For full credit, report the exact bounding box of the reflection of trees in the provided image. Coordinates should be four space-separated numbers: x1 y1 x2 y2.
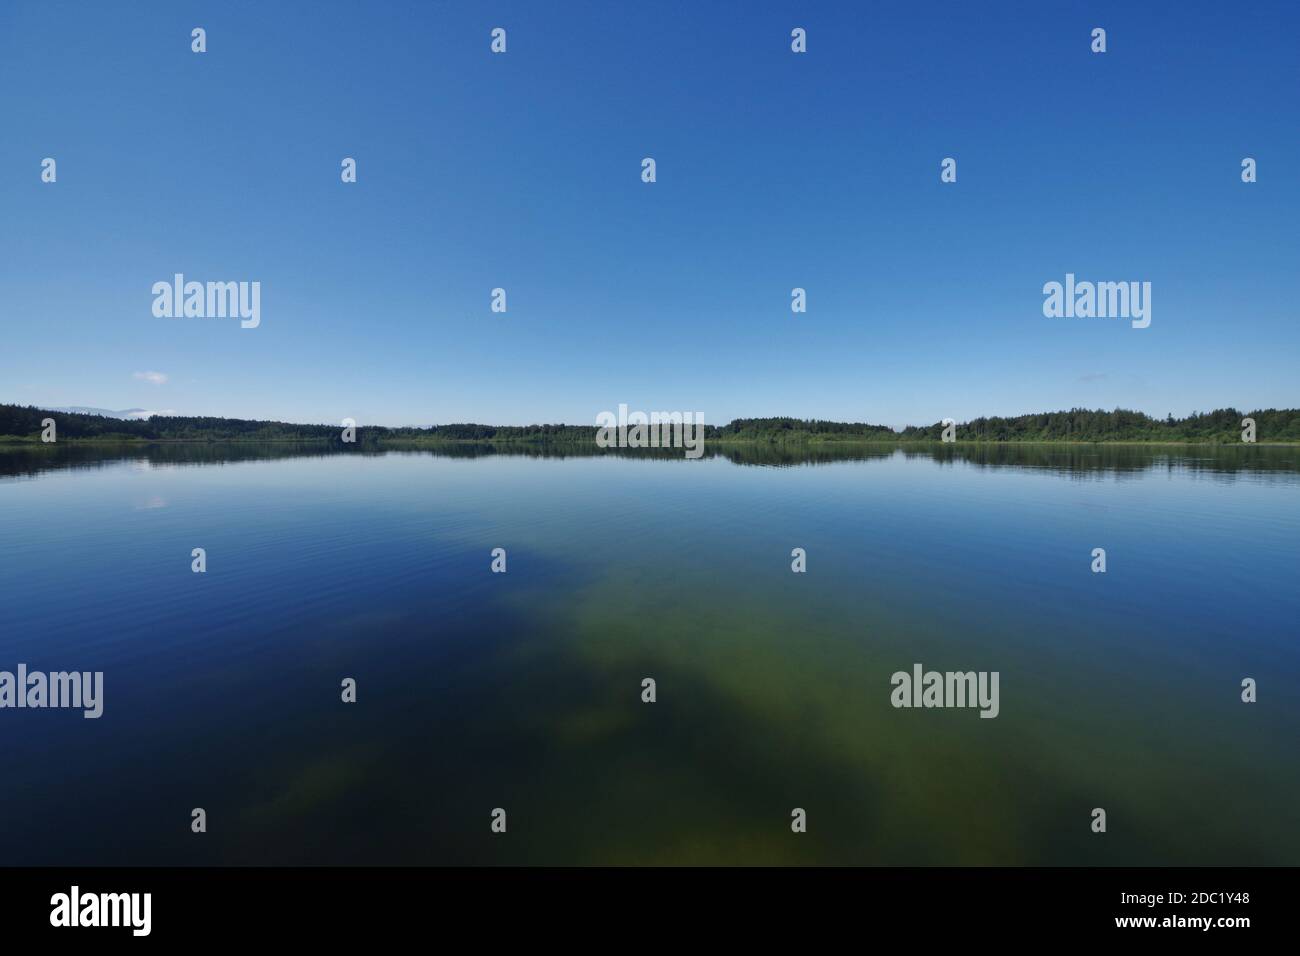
895 442 1300 479
3 440 1298 482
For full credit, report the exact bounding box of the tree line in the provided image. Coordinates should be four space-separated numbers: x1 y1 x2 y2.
1 403 1297 443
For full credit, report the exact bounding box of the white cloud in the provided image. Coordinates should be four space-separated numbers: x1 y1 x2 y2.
133 370 168 385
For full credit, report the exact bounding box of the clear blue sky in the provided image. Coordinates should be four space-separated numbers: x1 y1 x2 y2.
2 0 1297 428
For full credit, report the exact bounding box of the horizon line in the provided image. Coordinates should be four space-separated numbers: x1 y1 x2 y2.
6 401 1294 434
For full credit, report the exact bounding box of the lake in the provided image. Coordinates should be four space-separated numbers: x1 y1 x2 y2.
1 442 1297 865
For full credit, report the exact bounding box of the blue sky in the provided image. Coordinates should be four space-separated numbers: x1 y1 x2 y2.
2 0 1297 428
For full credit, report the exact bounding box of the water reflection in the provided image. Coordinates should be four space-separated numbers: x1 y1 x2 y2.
3 439 1297 481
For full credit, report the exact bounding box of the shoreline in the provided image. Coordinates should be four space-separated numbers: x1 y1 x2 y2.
3 437 1298 448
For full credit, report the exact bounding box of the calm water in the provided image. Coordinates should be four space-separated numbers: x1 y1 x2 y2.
1 442 1298 865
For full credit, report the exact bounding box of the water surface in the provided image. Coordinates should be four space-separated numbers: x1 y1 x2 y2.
1 442 1297 865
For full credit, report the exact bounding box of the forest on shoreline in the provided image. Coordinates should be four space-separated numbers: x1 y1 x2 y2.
2 403 1298 445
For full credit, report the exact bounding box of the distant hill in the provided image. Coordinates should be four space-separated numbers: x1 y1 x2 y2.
1 403 1297 443
47 406 167 420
